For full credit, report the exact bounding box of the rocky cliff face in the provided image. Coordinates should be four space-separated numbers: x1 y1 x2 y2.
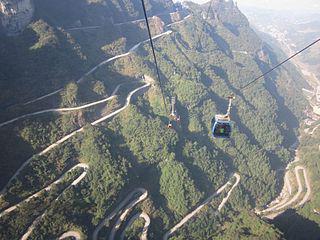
0 0 33 35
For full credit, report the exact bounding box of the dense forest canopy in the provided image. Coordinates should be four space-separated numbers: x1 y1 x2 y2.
0 0 317 239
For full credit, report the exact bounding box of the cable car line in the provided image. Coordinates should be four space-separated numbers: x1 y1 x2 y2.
141 0 169 115
198 1 320 92
239 37 320 91
211 37 320 138
141 0 319 137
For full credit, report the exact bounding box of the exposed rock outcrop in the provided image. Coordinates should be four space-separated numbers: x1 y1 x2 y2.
0 0 33 36
170 11 182 23
257 48 270 63
149 16 165 35
135 15 165 36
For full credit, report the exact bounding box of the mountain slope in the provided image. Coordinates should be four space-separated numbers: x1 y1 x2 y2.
0 0 309 239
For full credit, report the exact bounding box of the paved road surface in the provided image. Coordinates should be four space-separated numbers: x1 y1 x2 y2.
295 166 311 207
258 166 311 218
273 166 304 211
0 164 88 218
92 188 147 240
67 26 101 31
163 173 240 240
0 84 121 128
1 81 150 196
95 174 240 240
109 190 148 240
217 173 241 211
310 124 320 135
59 231 81 240
22 30 171 106
20 9 189 107
120 212 150 240
20 165 89 240
259 171 292 214
167 15 191 27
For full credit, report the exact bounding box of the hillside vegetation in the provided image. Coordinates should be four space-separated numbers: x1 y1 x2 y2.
0 0 310 239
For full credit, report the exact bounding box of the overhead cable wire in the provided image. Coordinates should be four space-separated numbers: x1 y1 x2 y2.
197 2 320 92
140 0 169 114
240 37 320 91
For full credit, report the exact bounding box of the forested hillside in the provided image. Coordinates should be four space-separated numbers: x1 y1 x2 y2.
272 124 320 240
0 0 310 239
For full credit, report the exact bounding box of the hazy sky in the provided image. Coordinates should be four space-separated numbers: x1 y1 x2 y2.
181 0 320 12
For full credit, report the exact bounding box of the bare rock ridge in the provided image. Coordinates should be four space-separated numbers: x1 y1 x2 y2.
0 0 33 36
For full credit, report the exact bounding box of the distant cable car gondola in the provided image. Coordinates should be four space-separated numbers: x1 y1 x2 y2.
141 0 320 135
167 96 180 129
212 96 234 139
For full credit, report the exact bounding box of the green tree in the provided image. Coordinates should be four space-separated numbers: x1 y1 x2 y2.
159 158 202 217
80 125 129 223
61 82 78 107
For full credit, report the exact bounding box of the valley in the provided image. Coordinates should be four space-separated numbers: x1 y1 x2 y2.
242 7 320 238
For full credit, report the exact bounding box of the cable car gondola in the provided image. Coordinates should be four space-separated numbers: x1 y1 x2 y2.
141 0 320 135
212 96 234 139
167 96 180 129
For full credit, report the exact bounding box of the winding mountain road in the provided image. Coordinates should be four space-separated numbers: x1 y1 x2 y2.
59 231 81 240
270 166 308 211
295 166 311 207
92 188 148 240
22 31 171 106
19 164 89 240
0 163 88 218
218 173 241 211
20 9 191 107
1 81 151 196
257 165 311 218
167 14 191 27
67 26 101 31
259 172 292 214
94 173 240 240
114 10 185 27
0 84 121 128
0 9 241 239
109 189 148 240
163 173 240 240
23 89 64 106
257 82 317 219
310 124 320 135
1 9 188 192
120 212 150 240
232 50 249 55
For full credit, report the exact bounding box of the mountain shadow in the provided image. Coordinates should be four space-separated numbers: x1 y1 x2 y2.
272 209 320 240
